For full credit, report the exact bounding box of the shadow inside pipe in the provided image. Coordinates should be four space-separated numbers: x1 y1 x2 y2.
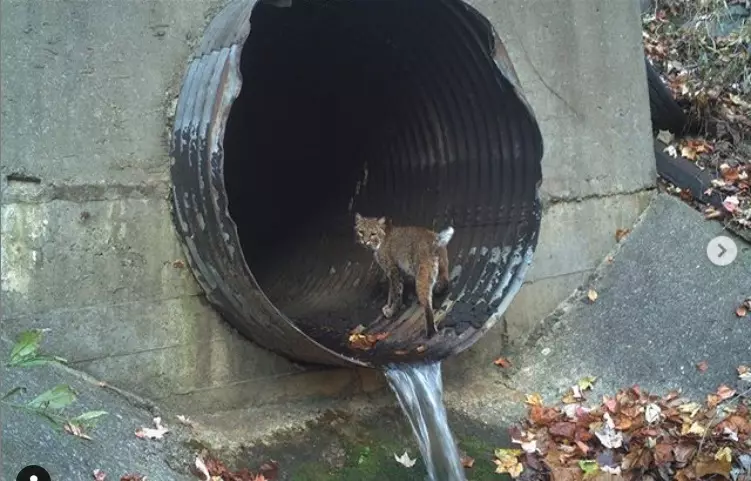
223 0 539 361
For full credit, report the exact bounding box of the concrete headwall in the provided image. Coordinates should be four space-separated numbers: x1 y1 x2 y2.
0 0 655 415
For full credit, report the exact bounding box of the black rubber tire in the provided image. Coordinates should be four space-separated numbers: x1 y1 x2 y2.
645 57 690 135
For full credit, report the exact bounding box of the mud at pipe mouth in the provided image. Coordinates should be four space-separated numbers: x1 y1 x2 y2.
170 0 543 367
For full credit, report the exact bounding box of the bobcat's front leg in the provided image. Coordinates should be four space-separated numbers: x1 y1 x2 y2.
382 266 403 318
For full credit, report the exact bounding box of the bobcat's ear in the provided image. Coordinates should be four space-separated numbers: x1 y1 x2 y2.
377 217 386 226
354 212 362 223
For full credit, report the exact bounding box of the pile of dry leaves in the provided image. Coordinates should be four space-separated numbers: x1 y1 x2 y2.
495 370 751 481
191 455 278 481
642 0 751 230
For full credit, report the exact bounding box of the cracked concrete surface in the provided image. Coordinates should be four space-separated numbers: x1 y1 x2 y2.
446 194 750 426
2 0 656 419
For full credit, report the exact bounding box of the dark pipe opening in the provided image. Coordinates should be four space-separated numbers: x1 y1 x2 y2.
170 0 542 365
221 0 540 359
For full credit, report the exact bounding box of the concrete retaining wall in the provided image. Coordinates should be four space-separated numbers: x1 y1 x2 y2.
0 0 655 415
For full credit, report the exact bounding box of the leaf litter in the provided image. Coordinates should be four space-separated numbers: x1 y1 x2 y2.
643 0 751 233
190 454 274 481
496 380 751 481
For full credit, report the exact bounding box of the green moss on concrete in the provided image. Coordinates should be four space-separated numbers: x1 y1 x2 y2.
211 408 513 481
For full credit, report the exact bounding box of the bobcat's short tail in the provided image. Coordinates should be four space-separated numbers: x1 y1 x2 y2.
435 226 455 248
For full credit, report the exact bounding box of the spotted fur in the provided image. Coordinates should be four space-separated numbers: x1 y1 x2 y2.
354 213 454 337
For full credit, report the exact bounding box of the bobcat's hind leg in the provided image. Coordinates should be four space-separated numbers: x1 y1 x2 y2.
416 260 439 337
434 247 450 296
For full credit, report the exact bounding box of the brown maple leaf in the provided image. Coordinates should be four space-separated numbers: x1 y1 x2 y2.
494 357 512 368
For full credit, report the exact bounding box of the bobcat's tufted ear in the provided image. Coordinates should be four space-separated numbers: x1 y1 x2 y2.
354 212 362 223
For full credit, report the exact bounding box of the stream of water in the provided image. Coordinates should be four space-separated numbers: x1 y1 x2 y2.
384 361 467 481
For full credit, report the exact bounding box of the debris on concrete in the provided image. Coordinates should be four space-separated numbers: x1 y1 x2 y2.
643 0 751 232
0 336 196 481
501 380 750 480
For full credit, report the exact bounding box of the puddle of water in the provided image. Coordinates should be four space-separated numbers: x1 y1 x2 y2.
384 361 466 481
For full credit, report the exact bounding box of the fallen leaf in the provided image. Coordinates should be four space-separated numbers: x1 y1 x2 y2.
416 345 426 353
603 396 618 413
93 469 107 481
615 229 630 242
548 466 582 481
681 144 698 160
736 305 749 318
578 459 598 476
722 426 739 442
135 417 169 440
394 451 416 468
549 422 577 440
577 376 597 392
562 389 579 404
176 415 193 427
656 130 674 144
601 465 622 476
716 384 736 400
621 447 653 471
678 402 702 417
654 443 674 465
645 403 662 424
707 393 722 409
665 145 678 157
520 439 538 454
525 393 544 407
613 416 632 431
494 449 523 478
575 440 589 454
715 446 732 463
738 365 751 382
723 195 740 213
172 259 185 268
529 405 560 426
595 414 623 449
494 357 512 368
695 457 731 478
673 443 697 467
460 454 475 468
258 460 279 480
685 422 706 436
587 289 598 303
348 332 389 351
696 360 708 372
194 457 210 481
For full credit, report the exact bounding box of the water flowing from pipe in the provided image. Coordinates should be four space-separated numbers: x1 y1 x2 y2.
384 361 466 481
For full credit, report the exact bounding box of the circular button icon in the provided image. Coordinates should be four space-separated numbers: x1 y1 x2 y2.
706 236 738 266
16 465 51 481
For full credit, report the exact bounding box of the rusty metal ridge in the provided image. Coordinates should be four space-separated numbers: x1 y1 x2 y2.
170 0 364 367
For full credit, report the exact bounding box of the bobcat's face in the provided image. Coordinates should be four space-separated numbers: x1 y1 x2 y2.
354 214 387 251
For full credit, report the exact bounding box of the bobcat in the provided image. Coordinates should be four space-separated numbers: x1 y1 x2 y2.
354 213 455 337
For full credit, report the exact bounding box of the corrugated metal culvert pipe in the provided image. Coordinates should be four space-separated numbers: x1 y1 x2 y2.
169 0 544 367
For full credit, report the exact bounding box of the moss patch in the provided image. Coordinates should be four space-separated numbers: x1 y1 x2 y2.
210 408 513 480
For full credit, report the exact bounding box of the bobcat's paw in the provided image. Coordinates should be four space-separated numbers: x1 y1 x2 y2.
382 304 397 318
